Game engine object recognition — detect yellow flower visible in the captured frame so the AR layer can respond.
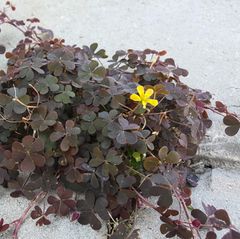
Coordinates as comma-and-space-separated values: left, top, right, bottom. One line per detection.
130, 85, 158, 109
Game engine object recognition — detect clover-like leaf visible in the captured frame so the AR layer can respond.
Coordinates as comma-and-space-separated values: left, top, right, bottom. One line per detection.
77, 191, 109, 230
88, 147, 104, 168
0, 150, 15, 170
89, 147, 121, 177
158, 146, 181, 164
65, 157, 86, 183
205, 231, 217, 239
191, 209, 207, 224
31, 206, 51, 226
99, 109, 119, 122
94, 196, 109, 220
47, 48, 75, 75
223, 115, 240, 136
143, 156, 160, 172
3, 87, 30, 115
54, 85, 75, 104
31, 105, 58, 131
165, 151, 181, 164
0, 218, 9, 233
160, 222, 192, 239
214, 209, 231, 226
133, 130, 155, 153
35, 75, 59, 94
221, 230, 240, 239
80, 112, 100, 135
8, 178, 35, 200
50, 120, 81, 152
106, 149, 122, 165
47, 186, 76, 216
158, 146, 169, 159
116, 174, 136, 188
18, 66, 35, 81
148, 186, 173, 209
17, 58, 46, 81
12, 136, 45, 172
78, 60, 106, 82
108, 116, 139, 145
83, 43, 108, 59
93, 88, 112, 106
48, 60, 63, 76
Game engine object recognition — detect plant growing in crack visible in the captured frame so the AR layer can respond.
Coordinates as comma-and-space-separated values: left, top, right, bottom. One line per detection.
0, 1, 240, 239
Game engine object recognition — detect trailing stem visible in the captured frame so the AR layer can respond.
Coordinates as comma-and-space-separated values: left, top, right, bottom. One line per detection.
11, 191, 46, 239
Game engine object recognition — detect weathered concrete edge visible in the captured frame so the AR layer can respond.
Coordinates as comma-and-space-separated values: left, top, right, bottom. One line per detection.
195, 154, 240, 169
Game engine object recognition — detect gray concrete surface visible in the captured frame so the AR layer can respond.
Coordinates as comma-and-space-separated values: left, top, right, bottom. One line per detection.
0, 0, 240, 238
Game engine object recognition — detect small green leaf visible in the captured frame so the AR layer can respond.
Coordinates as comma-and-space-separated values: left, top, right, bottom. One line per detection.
158, 146, 168, 159
132, 152, 141, 162
143, 157, 160, 172
90, 43, 98, 52
165, 151, 181, 164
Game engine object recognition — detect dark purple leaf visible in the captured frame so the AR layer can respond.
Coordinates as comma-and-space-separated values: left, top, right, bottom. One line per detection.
205, 231, 217, 239
191, 209, 207, 224
214, 209, 231, 226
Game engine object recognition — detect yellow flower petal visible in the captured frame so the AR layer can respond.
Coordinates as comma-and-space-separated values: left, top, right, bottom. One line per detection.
147, 99, 158, 107
130, 94, 141, 102
137, 85, 145, 98
145, 88, 154, 98
142, 101, 147, 109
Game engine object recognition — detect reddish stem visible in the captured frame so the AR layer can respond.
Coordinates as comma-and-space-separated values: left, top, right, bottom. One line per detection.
173, 189, 202, 239
132, 187, 159, 211
12, 191, 46, 239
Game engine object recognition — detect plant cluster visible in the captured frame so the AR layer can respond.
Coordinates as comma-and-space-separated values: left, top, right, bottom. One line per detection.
0, 2, 240, 239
